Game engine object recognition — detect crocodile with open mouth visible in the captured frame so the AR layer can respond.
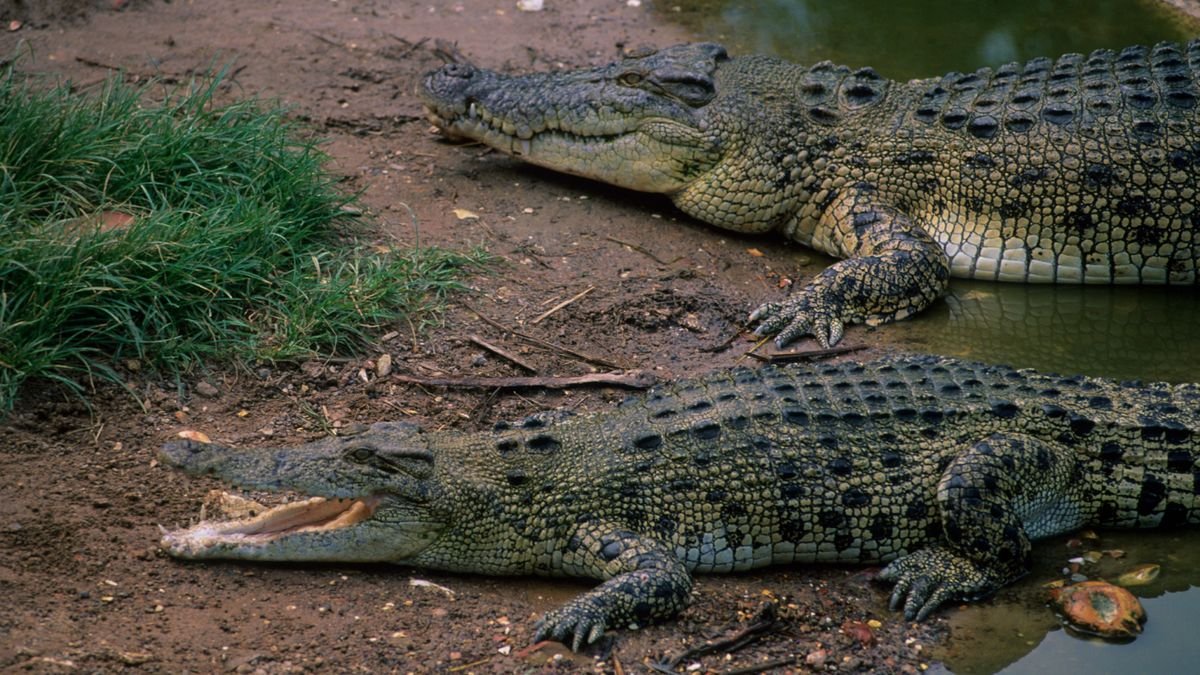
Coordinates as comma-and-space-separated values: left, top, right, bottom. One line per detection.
162, 355, 1200, 650
421, 41, 1200, 347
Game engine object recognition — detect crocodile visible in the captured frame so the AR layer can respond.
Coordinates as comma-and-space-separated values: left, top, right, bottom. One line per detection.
161, 355, 1200, 650
421, 42, 1200, 347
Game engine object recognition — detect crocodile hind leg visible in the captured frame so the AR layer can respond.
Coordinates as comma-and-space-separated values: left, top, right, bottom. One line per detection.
751, 189, 951, 347
534, 524, 692, 650
880, 433, 1086, 620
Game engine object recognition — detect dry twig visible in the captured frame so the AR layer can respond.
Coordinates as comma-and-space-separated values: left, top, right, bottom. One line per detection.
717, 656, 799, 675
604, 235, 672, 265
385, 34, 429, 60
462, 303, 627, 370
701, 328, 749, 353
653, 602, 780, 671
431, 38, 471, 65
746, 344, 865, 363
392, 370, 655, 390
466, 335, 538, 373
532, 286, 594, 325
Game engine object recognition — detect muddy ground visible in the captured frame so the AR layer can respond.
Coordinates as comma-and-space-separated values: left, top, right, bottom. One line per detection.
0, 1, 945, 672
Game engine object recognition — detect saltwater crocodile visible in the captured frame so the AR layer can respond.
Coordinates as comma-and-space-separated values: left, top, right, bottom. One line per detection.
421, 42, 1200, 347
161, 355, 1200, 650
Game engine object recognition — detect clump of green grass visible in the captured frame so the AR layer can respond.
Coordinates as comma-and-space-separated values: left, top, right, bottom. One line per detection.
0, 67, 488, 411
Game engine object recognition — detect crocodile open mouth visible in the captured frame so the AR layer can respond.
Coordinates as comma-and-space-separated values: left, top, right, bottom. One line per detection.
162, 492, 382, 549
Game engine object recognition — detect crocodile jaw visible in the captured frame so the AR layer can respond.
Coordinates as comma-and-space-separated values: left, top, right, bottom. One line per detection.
165, 494, 367, 558
158, 430, 446, 562
161, 493, 444, 562
425, 102, 712, 194
421, 56, 723, 194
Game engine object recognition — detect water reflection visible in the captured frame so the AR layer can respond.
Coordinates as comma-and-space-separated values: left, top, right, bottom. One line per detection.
890, 283, 1199, 383
660, 0, 1191, 80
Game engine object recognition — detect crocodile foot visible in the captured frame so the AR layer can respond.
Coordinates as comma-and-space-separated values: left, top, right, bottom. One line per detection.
878, 546, 998, 621
749, 282, 846, 348
533, 597, 609, 651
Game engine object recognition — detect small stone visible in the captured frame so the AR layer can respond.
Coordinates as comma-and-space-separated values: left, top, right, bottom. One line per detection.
1115, 563, 1160, 587
376, 353, 393, 378
176, 430, 211, 443
117, 651, 153, 666
806, 648, 828, 667
194, 381, 219, 398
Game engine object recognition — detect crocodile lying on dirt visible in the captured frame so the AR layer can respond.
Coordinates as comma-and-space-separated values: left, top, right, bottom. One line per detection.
421, 41, 1200, 347
161, 355, 1200, 650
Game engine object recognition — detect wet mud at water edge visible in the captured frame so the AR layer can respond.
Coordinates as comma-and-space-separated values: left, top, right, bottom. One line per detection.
1, 0, 1196, 673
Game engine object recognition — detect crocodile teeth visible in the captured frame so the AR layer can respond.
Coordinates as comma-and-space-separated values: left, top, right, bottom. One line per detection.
516, 138, 532, 156
163, 493, 382, 545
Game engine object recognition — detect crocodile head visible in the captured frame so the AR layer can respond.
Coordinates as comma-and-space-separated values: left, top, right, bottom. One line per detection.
160, 422, 449, 563
421, 43, 733, 197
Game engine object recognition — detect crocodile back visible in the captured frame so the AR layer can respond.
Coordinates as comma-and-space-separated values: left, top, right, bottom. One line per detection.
421, 356, 1200, 574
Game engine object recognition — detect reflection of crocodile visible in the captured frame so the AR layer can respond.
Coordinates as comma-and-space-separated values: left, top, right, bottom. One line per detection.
421, 42, 1200, 347
894, 283, 1200, 382
161, 355, 1200, 650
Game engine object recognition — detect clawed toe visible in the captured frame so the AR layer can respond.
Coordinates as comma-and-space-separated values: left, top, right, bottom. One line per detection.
533, 605, 608, 651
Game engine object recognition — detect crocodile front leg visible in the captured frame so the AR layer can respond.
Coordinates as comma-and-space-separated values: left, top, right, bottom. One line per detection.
880, 433, 1086, 620
751, 189, 951, 347
534, 523, 693, 650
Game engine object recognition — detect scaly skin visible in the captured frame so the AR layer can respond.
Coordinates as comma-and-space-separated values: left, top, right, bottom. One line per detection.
161, 355, 1200, 650
421, 42, 1200, 347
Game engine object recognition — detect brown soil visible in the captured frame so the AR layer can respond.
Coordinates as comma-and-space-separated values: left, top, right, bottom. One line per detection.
0, 1, 940, 672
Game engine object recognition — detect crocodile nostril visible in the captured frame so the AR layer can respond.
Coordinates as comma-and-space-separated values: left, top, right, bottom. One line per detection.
442, 63, 475, 79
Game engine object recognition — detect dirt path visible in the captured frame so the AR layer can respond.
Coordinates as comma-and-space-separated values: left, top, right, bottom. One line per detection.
0, 2, 937, 672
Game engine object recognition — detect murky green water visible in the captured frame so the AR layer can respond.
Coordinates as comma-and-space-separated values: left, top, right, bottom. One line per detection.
932, 530, 1200, 674
888, 283, 1200, 382
659, 0, 1193, 81
658, 1, 1200, 672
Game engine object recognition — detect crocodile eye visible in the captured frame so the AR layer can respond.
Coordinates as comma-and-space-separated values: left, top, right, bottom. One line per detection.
346, 447, 374, 462
618, 72, 644, 87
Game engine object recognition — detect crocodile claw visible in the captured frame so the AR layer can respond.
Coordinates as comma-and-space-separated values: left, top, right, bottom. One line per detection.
878, 547, 996, 622
749, 290, 845, 349
533, 600, 608, 651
